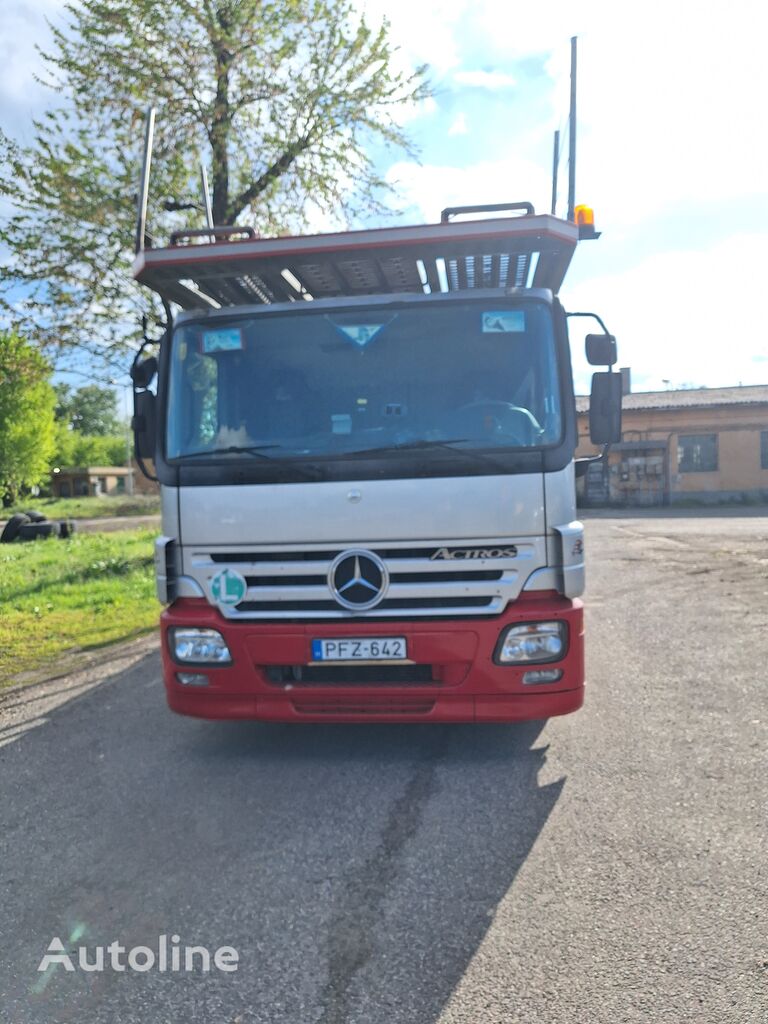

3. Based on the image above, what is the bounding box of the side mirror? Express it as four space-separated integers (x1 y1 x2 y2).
132 389 157 460
589 372 622 445
585 333 617 366
131 355 158 389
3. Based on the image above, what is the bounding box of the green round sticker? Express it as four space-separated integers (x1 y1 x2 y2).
210 568 247 606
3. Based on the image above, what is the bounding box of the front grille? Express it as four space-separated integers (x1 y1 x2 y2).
212 550 343 563
389 570 502 584
291 698 436 716
243 570 501 588
190 537 538 620
246 574 326 588
211 545 469 563
265 664 436 685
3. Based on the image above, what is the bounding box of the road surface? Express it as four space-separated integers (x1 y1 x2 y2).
1 514 766 1023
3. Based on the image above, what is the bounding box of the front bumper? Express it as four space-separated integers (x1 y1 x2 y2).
160 593 584 723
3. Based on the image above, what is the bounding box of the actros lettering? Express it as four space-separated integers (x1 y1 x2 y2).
430 547 518 560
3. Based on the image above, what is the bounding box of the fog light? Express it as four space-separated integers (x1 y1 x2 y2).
176 672 209 686
522 668 564 685
170 627 232 664
495 621 566 664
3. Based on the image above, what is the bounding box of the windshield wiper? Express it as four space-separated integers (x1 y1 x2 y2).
344 438 469 456
342 438 515 471
178 444 282 460
176 444 323 480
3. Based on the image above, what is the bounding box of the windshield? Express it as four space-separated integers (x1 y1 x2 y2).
166 299 562 461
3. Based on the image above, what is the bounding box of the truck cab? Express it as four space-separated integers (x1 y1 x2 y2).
132 204 620 722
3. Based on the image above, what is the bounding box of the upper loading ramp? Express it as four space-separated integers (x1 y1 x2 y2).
133 206 580 311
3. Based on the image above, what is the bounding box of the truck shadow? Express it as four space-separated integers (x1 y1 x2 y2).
190 716 563 1023
1 659 565 1024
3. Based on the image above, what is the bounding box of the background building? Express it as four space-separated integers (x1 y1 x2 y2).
576 384 768 506
51 466 133 498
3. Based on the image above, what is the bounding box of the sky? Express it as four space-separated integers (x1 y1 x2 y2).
1 0 767 396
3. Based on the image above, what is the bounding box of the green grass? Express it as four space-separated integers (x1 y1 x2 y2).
2 493 160 520
0 529 159 687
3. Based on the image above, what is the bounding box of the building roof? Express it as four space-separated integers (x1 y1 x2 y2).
576 384 768 414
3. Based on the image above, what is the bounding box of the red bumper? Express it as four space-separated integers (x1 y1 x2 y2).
160 593 584 723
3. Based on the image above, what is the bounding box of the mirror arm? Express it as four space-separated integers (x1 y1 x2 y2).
574 444 610 478
566 310 612 335
133 444 158 483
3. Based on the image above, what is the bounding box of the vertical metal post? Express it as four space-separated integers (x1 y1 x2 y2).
124 377 135 495
135 106 156 254
200 162 214 230
551 129 560 216
567 36 577 223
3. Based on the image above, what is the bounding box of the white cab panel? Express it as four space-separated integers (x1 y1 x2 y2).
178 473 545 546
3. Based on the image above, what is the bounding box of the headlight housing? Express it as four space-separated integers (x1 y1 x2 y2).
494 621 567 664
169 627 232 665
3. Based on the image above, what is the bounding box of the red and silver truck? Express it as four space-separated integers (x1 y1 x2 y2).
132 184 621 723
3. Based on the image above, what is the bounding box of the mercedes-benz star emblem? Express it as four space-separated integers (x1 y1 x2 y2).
328 550 388 611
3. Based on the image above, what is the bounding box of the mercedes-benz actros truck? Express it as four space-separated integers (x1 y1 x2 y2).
132 189 621 723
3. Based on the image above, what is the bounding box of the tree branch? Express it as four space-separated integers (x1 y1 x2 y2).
227 138 313 223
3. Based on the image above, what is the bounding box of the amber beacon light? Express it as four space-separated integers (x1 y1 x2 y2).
573 204 601 240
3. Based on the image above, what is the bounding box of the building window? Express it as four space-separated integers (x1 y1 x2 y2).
678 434 718 473
761 431 768 470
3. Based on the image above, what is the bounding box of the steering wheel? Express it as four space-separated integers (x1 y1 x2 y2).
453 401 543 444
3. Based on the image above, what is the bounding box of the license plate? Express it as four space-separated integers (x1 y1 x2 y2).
311 637 408 661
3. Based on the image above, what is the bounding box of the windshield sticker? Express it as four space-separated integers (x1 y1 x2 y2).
202 327 243 353
327 314 397 348
334 324 387 347
481 311 526 333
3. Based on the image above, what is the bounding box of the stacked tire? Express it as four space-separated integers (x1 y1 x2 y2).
0 512 77 543
0 513 30 543
18 520 61 541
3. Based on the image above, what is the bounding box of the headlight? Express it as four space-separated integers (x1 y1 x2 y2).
494 621 566 664
169 628 232 664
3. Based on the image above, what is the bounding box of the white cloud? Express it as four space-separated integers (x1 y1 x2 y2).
0 0 67 139
565 233 768 392
363 1 768 232
385 156 550 223
394 94 439 127
356 0 469 75
447 112 468 136
452 70 516 90
463 1 768 229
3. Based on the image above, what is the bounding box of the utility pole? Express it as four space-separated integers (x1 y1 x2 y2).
567 36 577 223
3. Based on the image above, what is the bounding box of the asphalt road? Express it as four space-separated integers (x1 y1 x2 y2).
1 514 766 1023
